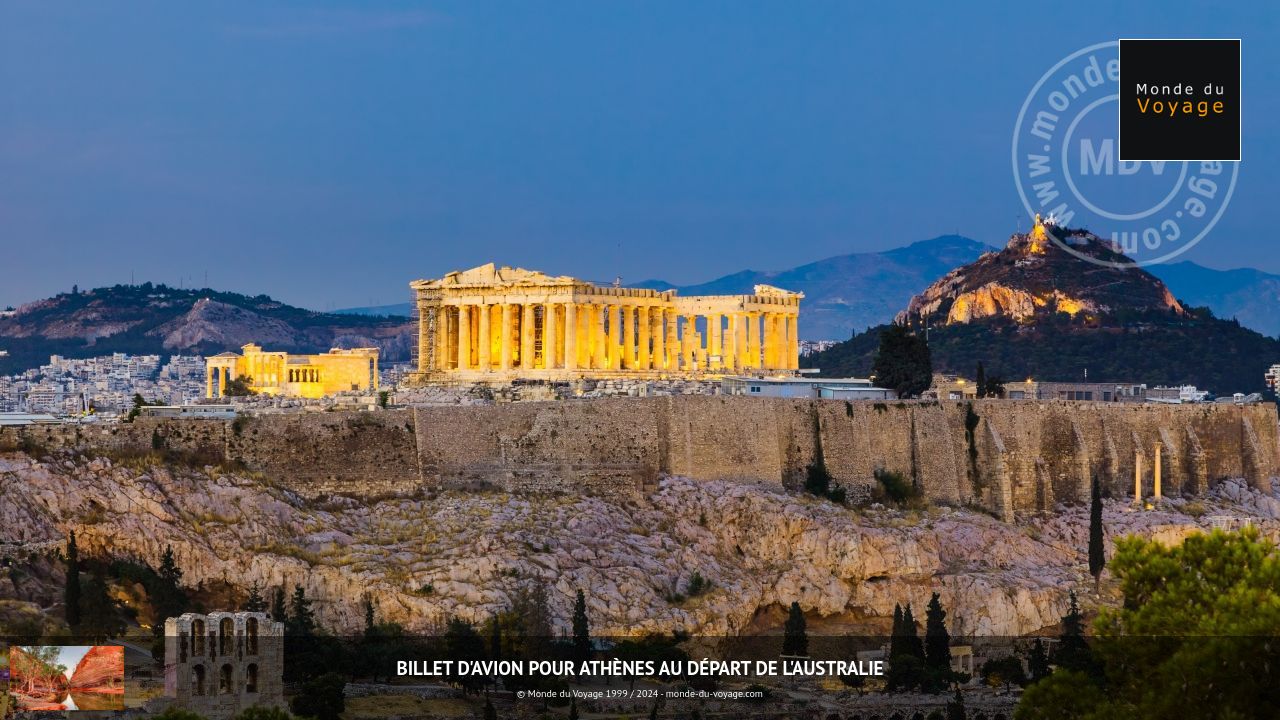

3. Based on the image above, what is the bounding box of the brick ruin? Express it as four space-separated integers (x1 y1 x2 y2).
162 611 284 718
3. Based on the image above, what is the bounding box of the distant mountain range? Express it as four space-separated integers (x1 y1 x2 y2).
337 237 1280 341
0 283 414 375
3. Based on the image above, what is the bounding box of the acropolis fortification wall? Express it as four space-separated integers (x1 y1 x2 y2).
4 397 1277 520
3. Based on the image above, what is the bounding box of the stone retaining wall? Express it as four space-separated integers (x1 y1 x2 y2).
3 398 1276 519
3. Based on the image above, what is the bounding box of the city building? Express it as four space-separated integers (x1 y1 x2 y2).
1267 364 1280 391
721 376 895 400
1146 385 1210 403
932 375 1149 402
407 263 803 383
140 404 237 420
205 344 379 399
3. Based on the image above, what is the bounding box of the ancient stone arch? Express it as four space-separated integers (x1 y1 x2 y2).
164 611 284 718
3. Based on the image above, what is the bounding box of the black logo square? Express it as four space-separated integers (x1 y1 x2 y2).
1119 39 1240 161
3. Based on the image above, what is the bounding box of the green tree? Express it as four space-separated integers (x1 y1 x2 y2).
150 544 188 654
232 707 293 720
871 324 933 398
571 589 592 667
243 581 267 613
1088 478 1105 591
1018 529 1280 719
888 602 927 692
488 613 503 663
444 618 488 695
224 375 256 396
1052 592 1094 677
945 687 965 720
150 708 210 720
975 361 986 398
362 595 375 636
271 586 287 621
81 567 124 640
290 672 345 720
65 530 81 629
287 585 316 637
979 655 1027 691
1026 639 1051 683
922 592 952 692
781 601 807 657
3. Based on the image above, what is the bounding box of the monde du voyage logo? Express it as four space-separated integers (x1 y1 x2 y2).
1012 40 1241 268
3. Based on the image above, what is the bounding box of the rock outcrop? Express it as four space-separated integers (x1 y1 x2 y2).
3 450 1278 641
69 646 123 691
897 221 1183 326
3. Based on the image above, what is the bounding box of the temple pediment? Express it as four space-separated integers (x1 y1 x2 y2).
418 263 579 289
754 284 805 299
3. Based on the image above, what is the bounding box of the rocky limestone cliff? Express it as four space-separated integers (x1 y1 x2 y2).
4 451 1278 641
68 646 123 690
898 221 1184 326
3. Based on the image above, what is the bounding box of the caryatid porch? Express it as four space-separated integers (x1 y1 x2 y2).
408 264 803 383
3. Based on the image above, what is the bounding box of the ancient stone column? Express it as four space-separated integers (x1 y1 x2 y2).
622 305 636 369
652 307 665 370
1134 451 1143 505
591 304 607 369
637 306 650 370
746 312 760 369
724 313 739 372
499 303 514 370
477 303 492 370
457 304 472 370
436 308 452 372
608 304 622 370
543 303 558 369
417 300 431 373
707 314 722 370
564 303 579 370
662 309 676 370
219 367 228 396
206 367 214 398
1154 442 1162 500
783 311 793 366
521 304 536 369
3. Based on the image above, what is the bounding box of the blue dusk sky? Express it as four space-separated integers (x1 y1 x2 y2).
1 1 1276 310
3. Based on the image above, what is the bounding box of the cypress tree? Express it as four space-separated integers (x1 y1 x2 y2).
782 601 808 657
975 362 987 398
289 585 316 636
1027 638 1051 683
1089 477 1105 591
363 595 376 635
489 614 503 662
271 586 287 621
902 603 924 660
889 603 904 659
65 530 81 629
923 593 952 692
243 581 267 613
571 589 592 666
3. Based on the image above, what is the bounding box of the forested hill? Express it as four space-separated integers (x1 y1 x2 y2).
0 283 414 374
803 310 1280 395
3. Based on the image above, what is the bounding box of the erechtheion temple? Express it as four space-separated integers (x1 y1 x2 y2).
407 263 802 383
206 343 380 399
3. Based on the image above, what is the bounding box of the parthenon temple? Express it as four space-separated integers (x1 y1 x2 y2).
407 263 802 383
